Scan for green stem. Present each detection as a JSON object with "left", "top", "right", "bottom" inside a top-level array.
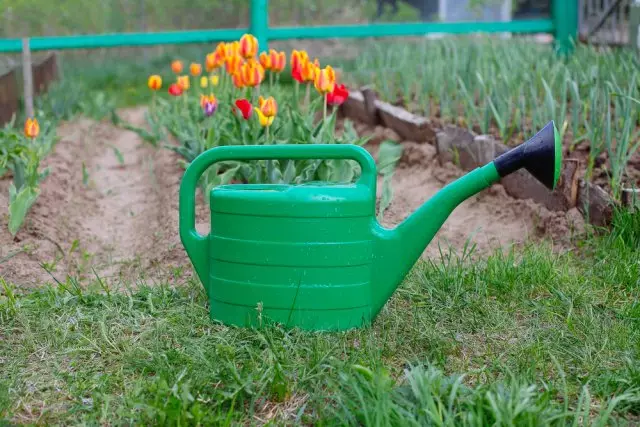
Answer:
[
  {"left": 294, "top": 81, "right": 300, "bottom": 109},
  {"left": 332, "top": 105, "right": 337, "bottom": 136},
  {"left": 323, "top": 93, "right": 327, "bottom": 121},
  {"left": 304, "top": 84, "right": 310, "bottom": 112}
]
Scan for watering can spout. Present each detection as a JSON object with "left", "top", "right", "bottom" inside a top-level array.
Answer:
[{"left": 371, "top": 120, "right": 562, "bottom": 315}]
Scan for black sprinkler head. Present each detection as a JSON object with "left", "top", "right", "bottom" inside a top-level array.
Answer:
[{"left": 493, "top": 121, "right": 562, "bottom": 190}]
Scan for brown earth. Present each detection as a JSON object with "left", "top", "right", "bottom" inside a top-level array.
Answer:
[
  {"left": 0, "top": 108, "right": 209, "bottom": 289},
  {"left": 0, "top": 108, "right": 584, "bottom": 289}
]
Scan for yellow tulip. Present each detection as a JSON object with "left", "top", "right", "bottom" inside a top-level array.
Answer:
[
  {"left": 177, "top": 75, "right": 190, "bottom": 91},
  {"left": 147, "top": 74, "right": 162, "bottom": 91},
  {"left": 210, "top": 75, "right": 219, "bottom": 86},
  {"left": 314, "top": 65, "right": 336, "bottom": 94},
  {"left": 200, "top": 76, "right": 208, "bottom": 88},
  {"left": 254, "top": 108, "right": 275, "bottom": 127}
]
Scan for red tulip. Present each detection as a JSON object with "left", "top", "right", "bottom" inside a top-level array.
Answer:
[
  {"left": 327, "top": 84, "right": 349, "bottom": 106},
  {"left": 234, "top": 99, "right": 253, "bottom": 119},
  {"left": 168, "top": 83, "right": 183, "bottom": 96}
]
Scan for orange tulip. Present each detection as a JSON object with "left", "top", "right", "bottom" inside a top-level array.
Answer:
[
  {"left": 215, "top": 42, "right": 228, "bottom": 60},
  {"left": 24, "top": 117, "right": 39, "bottom": 139},
  {"left": 269, "top": 50, "right": 286, "bottom": 72},
  {"left": 171, "top": 60, "right": 183, "bottom": 74},
  {"left": 291, "top": 50, "right": 307, "bottom": 83},
  {"left": 259, "top": 52, "right": 271, "bottom": 70},
  {"left": 177, "top": 75, "right": 190, "bottom": 91},
  {"left": 301, "top": 60, "right": 317, "bottom": 83},
  {"left": 226, "top": 41, "right": 240, "bottom": 57},
  {"left": 205, "top": 53, "right": 223, "bottom": 72},
  {"left": 239, "top": 34, "right": 258, "bottom": 58},
  {"left": 190, "top": 63, "right": 202, "bottom": 76},
  {"left": 291, "top": 49, "right": 308, "bottom": 67},
  {"left": 232, "top": 72, "right": 245, "bottom": 89},
  {"left": 314, "top": 65, "right": 336, "bottom": 94},
  {"left": 259, "top": 96, "right": 277, "bottom": 117},
  {"left": 225, "top": 54, "right": 243, "bottom": 76},
  {"left": 147, "top": 75, "right": 162, "bottom": 91},
  {"left": 240, "top": 59, "right": 265, "bottom": 87}
]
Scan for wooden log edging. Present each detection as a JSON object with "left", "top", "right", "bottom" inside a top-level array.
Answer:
[{"left": 340, "top": 89, "right": 618, "bottom": 227}]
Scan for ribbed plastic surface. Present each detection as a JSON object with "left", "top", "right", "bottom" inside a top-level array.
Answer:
[{"left": 208, "top": 183, "right": 375, "bottom": 331}]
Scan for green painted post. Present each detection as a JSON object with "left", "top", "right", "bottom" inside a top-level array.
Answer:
[
  {"left": 250, "top": 0, "right": 268, "bottom": 52},
  {"left": 552, "top": 0, "right": 578, "bottom": 56}
]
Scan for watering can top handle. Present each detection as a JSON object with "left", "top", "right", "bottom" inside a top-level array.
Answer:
[{"left": 179, "top": 144, "right": 377, "bottom": 240}]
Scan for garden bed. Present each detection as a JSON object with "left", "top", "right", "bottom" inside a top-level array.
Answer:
[
  {"left": 0, "top": 106, "right": 584, "bottom": 289},
  {"left": 339, "top": 36, "right": 640, "bottom": 222}
]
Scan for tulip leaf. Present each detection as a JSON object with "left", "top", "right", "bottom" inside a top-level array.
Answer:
[
  {"left": 8, "top": 184, "right": 39, "bottom": 237},
  {"left": 283, "top": 160, "right": 297, "bottom": 184},
  {"left": 376, "top": 141, "right": 403, "bottom": 222}
]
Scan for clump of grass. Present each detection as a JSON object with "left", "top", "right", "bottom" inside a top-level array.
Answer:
[{"left": 1, "top": 209, "right": 639, "bottom": 424}]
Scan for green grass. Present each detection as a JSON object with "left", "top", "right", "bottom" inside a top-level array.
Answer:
[{"left": 1, "top": 208, "right": 639, "bottom": 425}]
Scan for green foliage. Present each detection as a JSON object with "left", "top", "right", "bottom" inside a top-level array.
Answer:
[
  {"left": 377, "top": 140, "right": 403, "bottom": 222},
  {"left": 343, "top": 37, "right": 640, "bottom": 195}
]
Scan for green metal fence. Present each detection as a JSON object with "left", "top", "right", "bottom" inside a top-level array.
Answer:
[{"left": 0, "top": 0, "right": 578, "bottom": 54}]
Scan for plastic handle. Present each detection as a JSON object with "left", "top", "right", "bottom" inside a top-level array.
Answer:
[{"left": 178, "top": 144, "right": 377, "bottom": 288}]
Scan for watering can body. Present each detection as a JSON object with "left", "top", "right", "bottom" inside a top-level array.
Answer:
[
  {"left": 179, "top": 144, "right": 380, "bottom": 330},
  {"left": 207, "top": 179, "right": 377, "bottom": 330},
  {"left": 179, "top": 121, "right": 562, "bottom": 331}
]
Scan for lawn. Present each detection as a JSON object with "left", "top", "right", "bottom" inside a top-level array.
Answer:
[
  {"left": 1, "top": 208, "right": 639, "bottom": 424},
  {"left": 1, "top": 35, "right": 640, "bottom": 425}
]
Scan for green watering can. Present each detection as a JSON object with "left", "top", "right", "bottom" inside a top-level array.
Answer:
[{"left": 179, "top": 121, "right": 562, "bottom": 331}]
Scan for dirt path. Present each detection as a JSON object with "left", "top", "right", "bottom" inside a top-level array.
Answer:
[
  {"left": 0, "top": 109, "right": 583, "bottom": 289},
  {"left": 0, "top": 108, "right": 207, "bottom": 288}
]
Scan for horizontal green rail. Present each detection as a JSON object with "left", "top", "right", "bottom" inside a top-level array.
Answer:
[
  {"left": 269, "top": 19, "right": 554, "bottom": 40},
  {"left": 0, "top": 19, "right": 553, "bottom": 53},
  {"left": 0, "top": 28, "right": 247, "bottom": 53}
]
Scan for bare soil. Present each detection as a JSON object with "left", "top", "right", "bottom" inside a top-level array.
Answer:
[
  {"left": 0, "top": 108, "right": 208, "bottom": 289},
  {"left": 0, "top": 108, "right": 584, "bottom": 289}
]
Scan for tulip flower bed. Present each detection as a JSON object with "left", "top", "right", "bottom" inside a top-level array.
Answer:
[
  {"left": 127, "top": 34, "right": 397, "bottom": 201},
  {"left": 344, "top": 37, "right": 640, "bottom": 202}
]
